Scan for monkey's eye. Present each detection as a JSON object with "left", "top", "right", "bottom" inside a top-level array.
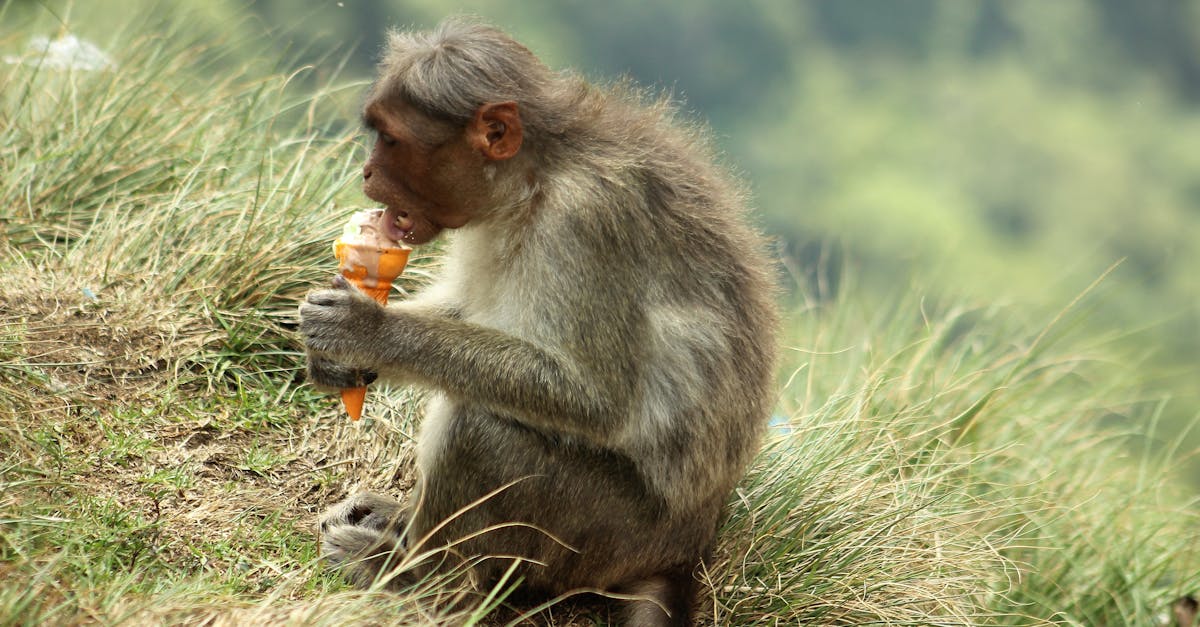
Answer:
[{"left": 376, "top": 131, "right": 397, "bottom": 148}]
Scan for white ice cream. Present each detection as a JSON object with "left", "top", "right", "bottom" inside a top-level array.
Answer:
[{"left": 340, "top": 208, "right": 403, "bottom": 249}]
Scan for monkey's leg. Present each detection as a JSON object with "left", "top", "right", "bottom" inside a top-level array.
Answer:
[{"left": 412, "top": 406, "right": 715, "bottom": 622}]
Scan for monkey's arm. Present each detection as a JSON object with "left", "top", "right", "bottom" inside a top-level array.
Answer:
[
  {"left": 299, "top": 277, "right": 629, "bottom": 440},
  {"left": 388, "top": 280, "right": 463, "bottom": 320}
]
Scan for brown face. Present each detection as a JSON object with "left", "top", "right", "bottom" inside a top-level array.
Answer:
[{"left": 360, "top": 99, "right": 524, "bottom": 246}]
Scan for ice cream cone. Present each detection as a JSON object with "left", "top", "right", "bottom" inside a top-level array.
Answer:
[
  {"left": 332, "top": 223, "right": 411, "bottom": 420},
  {"left": 339, "top": 385, "right": 369, "bottom": 421}
]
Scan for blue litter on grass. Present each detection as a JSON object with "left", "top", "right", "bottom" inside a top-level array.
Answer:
[{"left": 769, "top": 413, "right": 793, "bottom": 434}]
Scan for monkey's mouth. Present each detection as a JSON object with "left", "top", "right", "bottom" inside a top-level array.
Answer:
[
  {"left": 379, "top": 206, "right": 446, "bottom": 246},
  {"left": 380, "top": 207, "right": 415, "bottom": 243}
]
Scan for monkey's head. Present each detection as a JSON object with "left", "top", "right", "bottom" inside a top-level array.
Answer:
[
  {"left": 360, "top": 98, "right": 522, "bottom": 245},
  {"left": 360, "top": 18, "right": 558, "bottom": 246}
]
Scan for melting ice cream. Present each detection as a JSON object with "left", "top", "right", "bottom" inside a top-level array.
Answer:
[{"left": 334, "top": 208, "right": 411, "bottom": 301}]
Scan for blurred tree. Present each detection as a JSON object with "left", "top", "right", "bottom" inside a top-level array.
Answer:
[{"left": 1095, "top": 0, "right": 1200, "bottom": 99}]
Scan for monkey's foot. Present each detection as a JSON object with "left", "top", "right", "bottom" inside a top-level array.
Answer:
[
  {"left": 317, "top": 492, "right": 414, "bottom": 589},
  {"left": 320, "top": 523, "right": 409, "bottom": 589},
  {"left": 318, "top": 491, "right": 407, "bottom": 535}
]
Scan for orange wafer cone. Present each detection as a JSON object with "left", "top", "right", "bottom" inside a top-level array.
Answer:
[
  {"left": 333, "top": 236, "right": 411, "bottom": 420},
  {"left": 339, "top": 385, "right": 369, "bottom": 421}
]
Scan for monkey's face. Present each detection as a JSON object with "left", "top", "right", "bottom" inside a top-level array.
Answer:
[{"left": 360, "top": 100, "right": 523, "bottom": 246}]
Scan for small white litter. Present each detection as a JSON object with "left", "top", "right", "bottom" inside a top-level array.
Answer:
[{"left": 4, "top": 33, "right": 116, "bottom": 71}]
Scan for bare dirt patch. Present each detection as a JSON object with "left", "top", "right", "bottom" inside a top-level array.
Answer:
[{"left": 0, "top": 266, "right": 216, "bottom": 412}]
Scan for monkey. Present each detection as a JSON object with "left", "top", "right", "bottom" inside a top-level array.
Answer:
[
  {"left": 1176, "top": 595, "right": 1199, "bottom": 627},
  {"left": 298, "top": 17, "right": 778, "bottom": 626}
]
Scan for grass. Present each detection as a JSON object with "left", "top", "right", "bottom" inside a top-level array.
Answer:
[{"left": 2, "top": 7, "right": 1199, "bottom": 626}]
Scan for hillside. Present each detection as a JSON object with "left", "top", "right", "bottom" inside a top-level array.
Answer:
[{"left": 2, "top": 7, "right": 1199, "bottom": 626}]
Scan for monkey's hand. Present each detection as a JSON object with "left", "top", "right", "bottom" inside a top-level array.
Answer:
[
  {"left": 305, "top": 354, "right": 377, "bottom": 392},
  {"left": 299, "top": 275, "right": 388, "bottom": 370}
]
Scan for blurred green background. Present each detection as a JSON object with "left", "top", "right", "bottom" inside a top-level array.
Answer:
[{"left": 10, "top": 0, "right": 1199, "bottom": 481}]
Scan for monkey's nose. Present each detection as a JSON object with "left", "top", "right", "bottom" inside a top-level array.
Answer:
[{"left": 363, "top": 166, "right": 372, "bottom": 180}]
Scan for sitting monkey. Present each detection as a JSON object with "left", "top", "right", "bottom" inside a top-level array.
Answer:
[{"left": 299, "top": 17, "right": 778, "bottom": 626}]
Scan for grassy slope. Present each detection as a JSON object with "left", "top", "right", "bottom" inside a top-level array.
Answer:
[{"left": 2, "top": 14, "right": 1198, "bottom": 627}]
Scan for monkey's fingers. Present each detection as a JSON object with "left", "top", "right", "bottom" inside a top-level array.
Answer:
[
  {"left": 297, "top": 303, "right": 337, "bottom": 341},
  {"left": 305, "top": 289, "right": 355, "bottom": 307},
  {"left": 307, "top": 356, "right": 377, "bottom": 390}
]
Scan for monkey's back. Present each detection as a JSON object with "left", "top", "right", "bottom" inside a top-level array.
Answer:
[{"left": 437, "top": 94, "right": 779, "bottom": 517}]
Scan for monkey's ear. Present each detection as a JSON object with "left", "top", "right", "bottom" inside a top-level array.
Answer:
[{"left": 469, "top": 102, "right": 523, "bottom": 161}]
